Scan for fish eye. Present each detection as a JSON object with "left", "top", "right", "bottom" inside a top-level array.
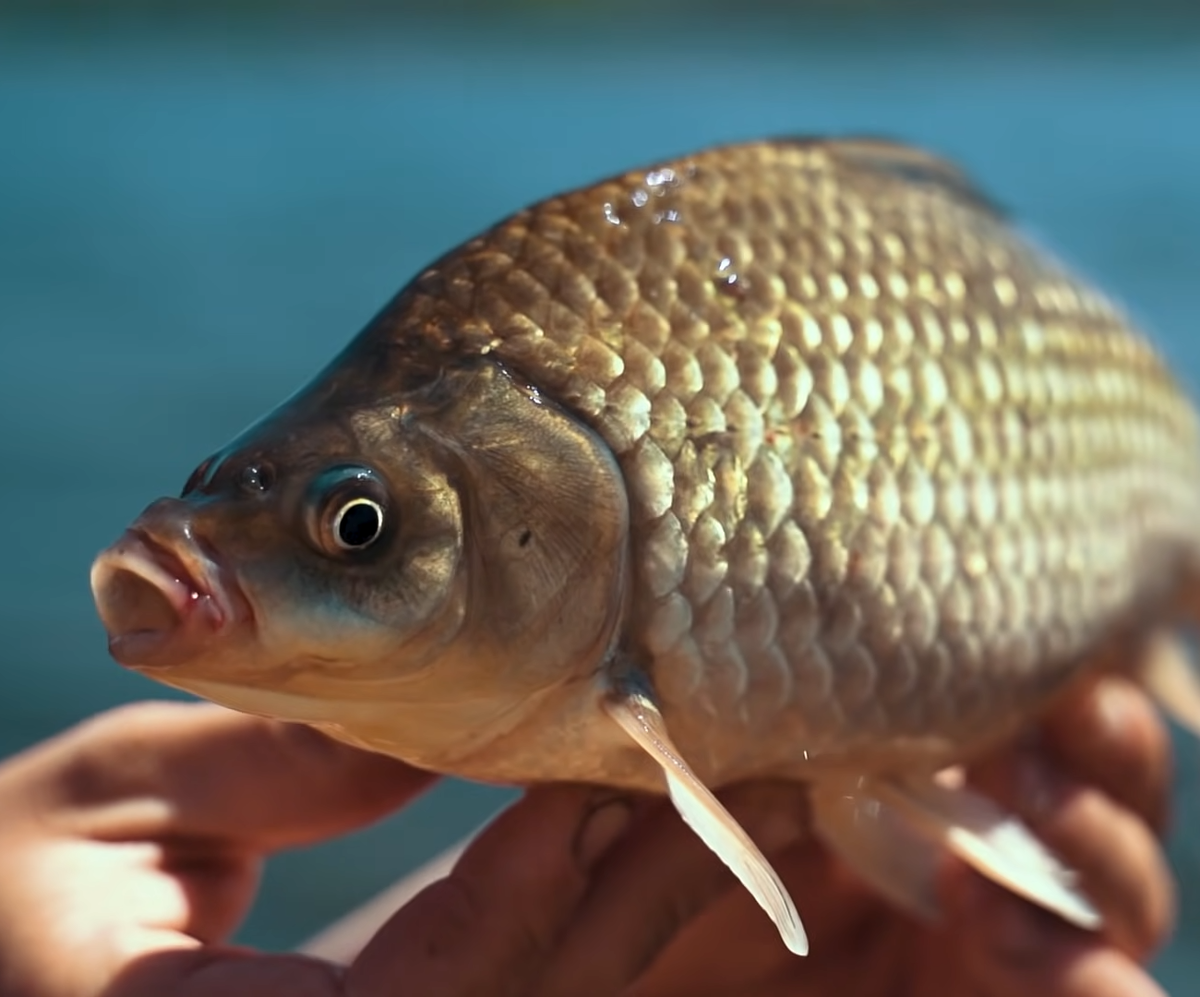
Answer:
[
  {"left": 331, "top": 497, "right": 384, "bottom": 550},
  {"left": 306, "top": 465, "right": 392, "bottom": 557}
]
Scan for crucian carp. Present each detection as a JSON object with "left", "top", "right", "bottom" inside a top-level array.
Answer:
[{"left": 91, "top": 137, "right": 1200, "bottom": 956}]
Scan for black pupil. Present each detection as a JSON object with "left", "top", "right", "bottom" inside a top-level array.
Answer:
[{"left": 338, "top": 502, "right": 381, "bottom": 548}]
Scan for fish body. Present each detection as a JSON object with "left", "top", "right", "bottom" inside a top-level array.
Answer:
[{"left": 91, "top": 138, "right": 1200, "bottom": 955}]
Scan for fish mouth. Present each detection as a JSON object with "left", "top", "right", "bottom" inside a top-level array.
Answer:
[{"left": 91, "top": 528, "right": 250, "bottom": 670}]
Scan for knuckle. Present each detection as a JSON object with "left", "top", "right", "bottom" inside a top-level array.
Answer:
[
  {"left": 404, "top": 874, "right": 489, "bottom": 962},
  {"left": 412, "top": 873, "right": 565, "bottom": 996},
  {"left": 79, "top": 699, "right": 198, "bottom": 739}
]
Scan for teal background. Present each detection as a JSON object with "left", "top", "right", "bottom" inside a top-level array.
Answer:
[{"left": 1, "top": 6, "right": 1197, "bottom": 990}]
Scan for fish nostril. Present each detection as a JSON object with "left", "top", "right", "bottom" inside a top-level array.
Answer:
[{"left": 96, "top": 565, "right": 183, "bottom": 640}]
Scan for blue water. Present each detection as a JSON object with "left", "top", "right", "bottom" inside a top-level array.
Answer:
[{"left": 1, "top": 12, "right": 1197, "bottom": 990}]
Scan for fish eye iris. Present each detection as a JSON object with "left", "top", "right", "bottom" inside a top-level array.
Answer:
[
  {"left": 307, "top": 465, "right": 391, "bottom": 557},
  {"left": 333, "top": 498, "right": 384, "bottom": 550}
]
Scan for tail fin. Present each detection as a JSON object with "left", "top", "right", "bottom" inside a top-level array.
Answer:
[{"left": 1136, "top": 631, "right": 1200, "bottom": 739}]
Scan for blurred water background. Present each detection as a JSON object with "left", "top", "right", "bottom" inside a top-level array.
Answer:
[{"left": 1, "top": 1, "right": 1198, "bottom": 990}]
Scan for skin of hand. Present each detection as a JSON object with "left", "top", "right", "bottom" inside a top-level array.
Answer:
[{"left": 0, "top": 671, "right": 1177, "bottom": 997}]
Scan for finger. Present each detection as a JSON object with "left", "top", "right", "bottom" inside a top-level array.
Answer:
[
  {"left": 99, "top": 941, "right": 345, "bottom": 997},
  {"left": 346, "top": 784, "right": 634, "bottom": 997},
  {"left": 0, "top": 921, "right": 345, "bottom": 997},
  {"left": 968, "top": 748, "right": 1175, "bottom": 960},
  {"left": 17, "top": 701, "right": 434, "bottom": 848},
  {"left": 944, "top": 875, "right": 1170, "bottom": 997},
  {"left": 534, "top": 781, "right": 808, "bottom": 997},
  {"left": 1040, "top": 675, "right": 1173, "bottom": 835}
]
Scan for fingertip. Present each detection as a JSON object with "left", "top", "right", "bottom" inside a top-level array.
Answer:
[
  {"left": 944, "top": 872, "right": 1170, "bottom": 997},
  {"left": 1043, "top": 677, "right": 1173, "bottom": 834},
  {"left": 1050, "top": 676, "right": 1169, "bottom": 766},
  {"left": 965, "top": 746, "right": 1176, "bottom": 961}
]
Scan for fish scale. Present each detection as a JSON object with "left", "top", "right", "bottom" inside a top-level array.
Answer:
[
  {"left": 91, "top": 137, "right": 1200, "bottom": 954},
  {"left": 388, "top": 139, "right": 1200, "bottom": 782}
]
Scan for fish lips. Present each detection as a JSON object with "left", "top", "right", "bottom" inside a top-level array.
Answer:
[{"left": 91, "top": 528, "right": 250, "bottom": 671}]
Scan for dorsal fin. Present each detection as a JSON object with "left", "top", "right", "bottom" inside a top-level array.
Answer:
[{"left": 782, "top": 135, "right": 1008, "bottom": 219}]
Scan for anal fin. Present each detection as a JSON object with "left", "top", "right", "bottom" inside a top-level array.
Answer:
[
  {"left": 810, "top": 774, "right": 1102, "bottom": 931},
  {"left": 603, "top": 673, "right": 809, "bottom": 956}
]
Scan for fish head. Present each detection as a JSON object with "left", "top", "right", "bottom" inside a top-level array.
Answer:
[{"left": 90, "top": 344, "right": 631, "bottom": 766}]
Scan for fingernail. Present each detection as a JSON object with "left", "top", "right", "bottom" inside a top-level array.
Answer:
[
  {"left": 1095, "top": 679, "right": 1134, "bottom": 738},
  {"left": 574, "top": 794, "right": 633, "bottom": 869}
]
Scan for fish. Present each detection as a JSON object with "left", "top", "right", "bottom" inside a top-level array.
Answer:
[{"left": 90, "top": 136, "right": 1200, "bottom": 957}]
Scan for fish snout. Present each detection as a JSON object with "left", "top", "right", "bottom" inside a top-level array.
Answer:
[{"left": 90, "top": 499, "right": 249, "bottom": 670}]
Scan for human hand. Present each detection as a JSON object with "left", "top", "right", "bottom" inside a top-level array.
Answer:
[
  {"left": 0, "top": 660, "right": 1178, "bottom": 997},
  {"left": 625, "top": 671, "right": 1177, "bottom": 997},
  {"left": 0, "top": 701, "right": 807, "bottom": 997},
  {"left": 290, "top": 660, "right": 1178, "bottom": 997},
  {"left": 0, "top": 702, "right": 431, "bottom": 995}
]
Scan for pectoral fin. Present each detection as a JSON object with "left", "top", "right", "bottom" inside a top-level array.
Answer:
[
  {"left": 810, "top": 774, "right": 1101, "bottom": 931},
  {"left": 603, "top": 676, "right": 809, "bottom": 956}
]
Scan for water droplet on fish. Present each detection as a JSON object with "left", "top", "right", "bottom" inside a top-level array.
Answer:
[
  {"left": 713, "top": 256, "right": 746, "bottom": 298},
  {"left": 631, "top": 189, "right": 649, "bottom": 208},
  {"left": 603, "top": 202, "right": 622, "bottom": 226},
  {"left": 645, "top": 167, "right": 678, "bottom": 191}
]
